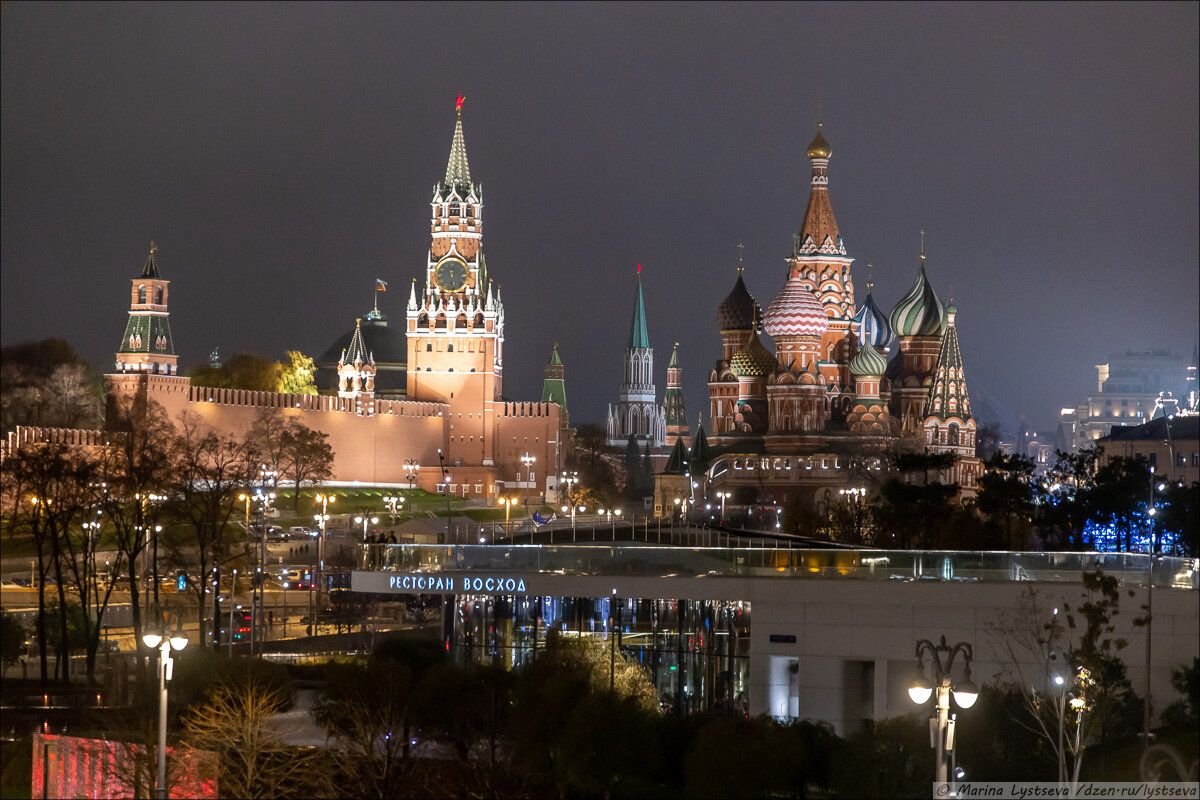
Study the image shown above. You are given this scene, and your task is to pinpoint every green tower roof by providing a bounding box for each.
[628,274,650,349]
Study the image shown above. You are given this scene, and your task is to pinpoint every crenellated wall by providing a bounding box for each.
[1,426,107,461]
[106,373,451,485]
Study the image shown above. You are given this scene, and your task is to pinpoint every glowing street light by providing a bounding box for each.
[142,620,188,800]
[909,636,977,787]
[354,515,380,543]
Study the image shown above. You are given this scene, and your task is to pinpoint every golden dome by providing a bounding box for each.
[807,127,831,159]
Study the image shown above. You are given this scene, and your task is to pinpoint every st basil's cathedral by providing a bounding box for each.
[647,126,982,517]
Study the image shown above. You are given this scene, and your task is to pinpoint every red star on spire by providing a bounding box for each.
[456,94,465,111]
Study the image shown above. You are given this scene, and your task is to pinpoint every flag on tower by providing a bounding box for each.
[375,279,388,292]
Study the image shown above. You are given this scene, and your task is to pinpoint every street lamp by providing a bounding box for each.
[560,471,580,539]
[311,493,335,633]
[715,491,731,524]
[520,452,536,497]
[499,496,517,539]
[382,495,405,525]
[354,515,380,543]
[403,459,419,489]
[438,448,454,541]
[909,636,977,787]
[142,620,188,800]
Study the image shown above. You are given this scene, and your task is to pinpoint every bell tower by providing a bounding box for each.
[407,97,503,466]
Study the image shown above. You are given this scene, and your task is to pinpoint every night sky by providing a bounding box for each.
[3,3,1197,431]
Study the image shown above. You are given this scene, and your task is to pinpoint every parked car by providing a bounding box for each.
[288,526,317,539]
[265,525,289,542]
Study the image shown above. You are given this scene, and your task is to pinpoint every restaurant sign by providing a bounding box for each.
[351,570,531,595]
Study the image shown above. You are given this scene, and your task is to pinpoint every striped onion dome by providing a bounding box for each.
[717,273,761,331]
[730,329,777,378]
[853,285,894,352]
[849,343,888,377]
[889,265,945,338]
[763,277,829,339]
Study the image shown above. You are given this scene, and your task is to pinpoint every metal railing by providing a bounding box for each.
[358,544,1199,590]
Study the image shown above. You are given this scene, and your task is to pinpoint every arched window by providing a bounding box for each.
[426,343,433,352]
[137,285,147,303]
[154,287,164,304]
[948,423,960,446]
[447,343,454,352]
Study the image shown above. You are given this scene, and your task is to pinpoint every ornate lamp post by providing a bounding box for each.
[142,621,188,800]
[310,492,335,633]
[909,636,978,787]
[382,495,404,525]
[559,471,580,540]
[354,514,379,543]
[520,452,536,499]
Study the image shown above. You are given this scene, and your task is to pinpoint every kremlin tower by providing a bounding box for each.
[663,343,689,447]
[607,268,665,447]
[115,241,178,376]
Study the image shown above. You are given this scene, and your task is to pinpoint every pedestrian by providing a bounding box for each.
[387,532,397,544]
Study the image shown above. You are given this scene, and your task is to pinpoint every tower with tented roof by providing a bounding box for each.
[786,125,859,390]
[922,304,982,491]
[115,241,178,376]
[663,343,689,447]
[406,96,504,466]
[337,318,377,415]
[607,267,665,447]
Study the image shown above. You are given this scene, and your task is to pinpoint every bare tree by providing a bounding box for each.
[987,572,1142,784]
[182,675,330,798]
[99,398,175,681]
[168,411,255,647]
[1,441,97,680]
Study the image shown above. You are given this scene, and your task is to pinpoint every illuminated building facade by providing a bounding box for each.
[100,99,566,496]
[659,127,983,517]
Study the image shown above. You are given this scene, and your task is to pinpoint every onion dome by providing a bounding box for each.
[849,343,888,377]
[718,246,762,331]
[890,263,945,338]
[730,329,776,378]
[718,273,762,330]
[763,277,829,339]
[807,126,832,159]
[853,282,895,352]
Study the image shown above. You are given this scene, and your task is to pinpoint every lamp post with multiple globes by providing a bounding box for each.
[311,492,335,623]
[142,621,189,800]
[354,514,379,543]
[520,452,536,499]
[908,636,978,788]
[382,494,405,525]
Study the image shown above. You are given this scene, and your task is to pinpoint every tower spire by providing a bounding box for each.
[444,94,471,188]
[629,265,650,349]
[141,240,161,278]
[736,242,745,273]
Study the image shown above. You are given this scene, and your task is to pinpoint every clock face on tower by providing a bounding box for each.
[434,258,468,292]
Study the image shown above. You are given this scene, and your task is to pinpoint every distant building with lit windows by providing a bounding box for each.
[1059,350,1192,452]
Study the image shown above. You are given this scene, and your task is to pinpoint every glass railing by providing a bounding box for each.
[359,545,1198,590]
